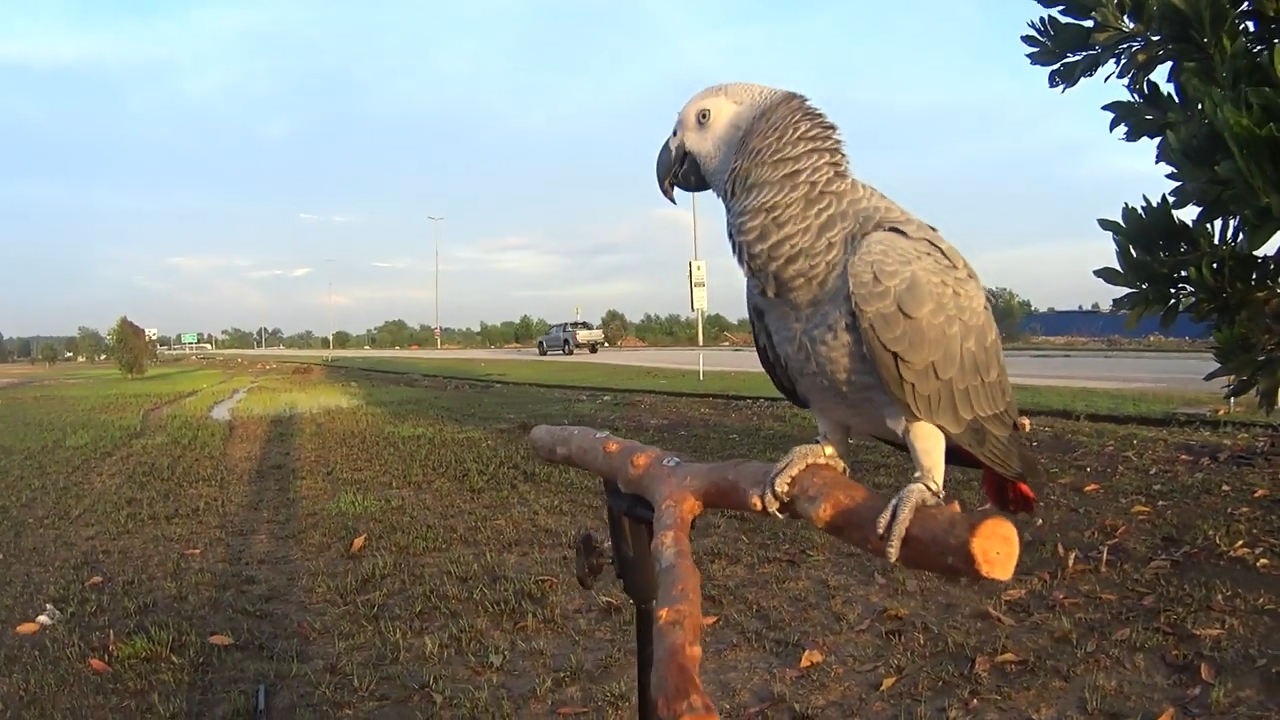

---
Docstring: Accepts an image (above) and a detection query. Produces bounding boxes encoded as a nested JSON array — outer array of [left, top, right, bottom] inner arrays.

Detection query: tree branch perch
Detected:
[[528, 424, 1023, 720]]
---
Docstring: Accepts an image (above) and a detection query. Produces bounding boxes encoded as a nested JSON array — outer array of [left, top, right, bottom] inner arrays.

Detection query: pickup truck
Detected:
[[537, 321, 604, 356]]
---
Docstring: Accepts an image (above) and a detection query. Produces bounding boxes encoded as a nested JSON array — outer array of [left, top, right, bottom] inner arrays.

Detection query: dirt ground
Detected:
[[0, 363, 1276, 719]]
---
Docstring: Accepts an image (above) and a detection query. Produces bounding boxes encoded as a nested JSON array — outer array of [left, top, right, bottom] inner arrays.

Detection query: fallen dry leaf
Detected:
[[1016, 416, 1032, 432], [1130, 505, 1153, 515], [986, 607, 1017, 626], [1001, 588, 1027, 601], [88, 658, 111, 674], [1082, 483, 1102, 493], [878, 675, 897, 692], [852, 618, 872, 632], [349, 534, 368, 554], [555, 708, 589, 716], [182, 548, 201, 556], [882, 607, 908, 621], [1199, 661, 1216, 684], [701, 615, 719, 627], [14, 622, 40, 636], [84, 576, 104, 587], [207, 634, 235, 646], [1155, 707, 1176, 720], [1111, 627, 1132, 641], [1253, 488, 1270, 499], [994, 652, 1023, 664], [799, 648, 825, 669]]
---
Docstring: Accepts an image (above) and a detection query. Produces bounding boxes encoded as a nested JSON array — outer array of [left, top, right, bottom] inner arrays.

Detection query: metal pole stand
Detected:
[[575, 480, 658, 720]]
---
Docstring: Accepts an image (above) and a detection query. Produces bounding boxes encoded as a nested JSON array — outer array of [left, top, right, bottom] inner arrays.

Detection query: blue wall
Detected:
[[1018, 310, 1213, 339]]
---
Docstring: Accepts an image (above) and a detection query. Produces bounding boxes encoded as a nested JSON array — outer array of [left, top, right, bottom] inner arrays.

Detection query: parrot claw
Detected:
[[762, 437, 848, 518], [875, 479, 945, 564]]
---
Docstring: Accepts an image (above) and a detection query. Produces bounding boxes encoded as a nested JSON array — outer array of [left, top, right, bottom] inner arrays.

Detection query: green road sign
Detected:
[[180, 333, 199, 344]]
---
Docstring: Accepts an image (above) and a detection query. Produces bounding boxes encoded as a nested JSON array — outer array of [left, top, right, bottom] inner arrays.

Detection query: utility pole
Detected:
[[325, 233, 336, 360], [692, 193, 704, 348], [428, 216, 444, 350]]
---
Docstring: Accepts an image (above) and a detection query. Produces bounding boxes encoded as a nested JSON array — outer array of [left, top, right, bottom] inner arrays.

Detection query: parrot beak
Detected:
[[656, 135, 709, 204]]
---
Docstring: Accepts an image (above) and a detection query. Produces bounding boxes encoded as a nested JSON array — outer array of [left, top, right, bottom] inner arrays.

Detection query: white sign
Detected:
[[144, 328, 159, 341], [688, 260, 708, 312]]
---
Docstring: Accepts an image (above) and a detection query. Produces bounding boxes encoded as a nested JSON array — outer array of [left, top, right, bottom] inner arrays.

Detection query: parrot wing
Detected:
[[847, 221, 1041, 483]]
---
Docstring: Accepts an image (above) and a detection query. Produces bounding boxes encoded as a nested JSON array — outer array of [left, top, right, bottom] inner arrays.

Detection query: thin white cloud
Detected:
[[299, 212, 358, 223], [289, 267, 312, 277], [165, 255, 252, 271]]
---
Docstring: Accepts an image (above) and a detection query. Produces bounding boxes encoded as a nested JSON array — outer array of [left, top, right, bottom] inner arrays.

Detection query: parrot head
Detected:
[[655, 82, 788, 204]]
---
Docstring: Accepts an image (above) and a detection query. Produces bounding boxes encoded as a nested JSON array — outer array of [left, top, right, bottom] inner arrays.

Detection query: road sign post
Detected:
[[688, 261, 708, 380]]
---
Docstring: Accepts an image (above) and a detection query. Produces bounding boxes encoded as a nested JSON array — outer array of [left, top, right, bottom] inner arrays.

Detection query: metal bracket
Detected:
[[571, 452, 701, 720], [571, 480, 658, 720]]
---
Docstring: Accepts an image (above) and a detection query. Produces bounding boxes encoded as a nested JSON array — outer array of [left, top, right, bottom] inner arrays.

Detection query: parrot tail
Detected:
[[981, 443, 1042, 514], [981, 467, 1038, 514]]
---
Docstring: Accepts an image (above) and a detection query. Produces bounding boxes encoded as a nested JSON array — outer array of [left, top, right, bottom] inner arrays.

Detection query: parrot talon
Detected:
[[875, 480, 945, 564], [762, 437, 848, 518]]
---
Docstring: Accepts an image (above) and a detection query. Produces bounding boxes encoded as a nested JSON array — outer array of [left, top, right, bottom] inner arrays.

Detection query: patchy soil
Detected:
[[0, 365, 1276, 719]]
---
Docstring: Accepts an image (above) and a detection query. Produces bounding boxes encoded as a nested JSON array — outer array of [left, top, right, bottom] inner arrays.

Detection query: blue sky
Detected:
[[2, 0, 1177, 337]]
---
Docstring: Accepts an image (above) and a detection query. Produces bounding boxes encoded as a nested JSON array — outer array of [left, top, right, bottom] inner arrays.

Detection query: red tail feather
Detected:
[[982, 466, 1037, 514]]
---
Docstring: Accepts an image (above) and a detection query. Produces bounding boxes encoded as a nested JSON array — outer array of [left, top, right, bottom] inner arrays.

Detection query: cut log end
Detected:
[[969, 515, 1021, 581]]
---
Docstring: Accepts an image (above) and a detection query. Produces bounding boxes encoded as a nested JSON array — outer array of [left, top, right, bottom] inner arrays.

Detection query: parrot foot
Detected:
[[762, 437, 848, 519], [875, 479, 945, 564]]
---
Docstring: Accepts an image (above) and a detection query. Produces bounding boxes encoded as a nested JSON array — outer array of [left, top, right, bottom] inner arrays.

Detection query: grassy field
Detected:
[[275, 354, 1274, 424], [1, 359, 1277, 718]]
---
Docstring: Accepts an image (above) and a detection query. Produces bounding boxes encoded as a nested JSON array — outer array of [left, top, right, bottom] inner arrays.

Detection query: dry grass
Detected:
[[0, 360, 1276, 719]]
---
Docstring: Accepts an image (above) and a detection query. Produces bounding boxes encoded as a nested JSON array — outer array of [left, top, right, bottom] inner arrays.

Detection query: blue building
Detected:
[[1018, 309, 1213, 340]]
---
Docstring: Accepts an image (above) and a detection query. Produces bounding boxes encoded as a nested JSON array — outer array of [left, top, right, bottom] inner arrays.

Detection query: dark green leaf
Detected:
[[1092, 265, 1133, 288]]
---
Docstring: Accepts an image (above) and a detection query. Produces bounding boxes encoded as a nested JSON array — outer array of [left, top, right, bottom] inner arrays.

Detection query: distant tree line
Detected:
[[3, 288, 1051, 360], [0, 319, 153, 377]]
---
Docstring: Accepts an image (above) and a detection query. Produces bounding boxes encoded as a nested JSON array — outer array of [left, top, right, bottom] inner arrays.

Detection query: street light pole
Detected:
[[325, 234, 336, 360], [428, 216, 444, 350]]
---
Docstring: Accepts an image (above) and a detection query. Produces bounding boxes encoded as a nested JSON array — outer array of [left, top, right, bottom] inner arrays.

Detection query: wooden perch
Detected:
[[528, 424, 1022, 720]]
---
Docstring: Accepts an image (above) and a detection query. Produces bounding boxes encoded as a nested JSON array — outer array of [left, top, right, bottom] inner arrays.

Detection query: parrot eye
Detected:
[[696, 108, 712, 125]]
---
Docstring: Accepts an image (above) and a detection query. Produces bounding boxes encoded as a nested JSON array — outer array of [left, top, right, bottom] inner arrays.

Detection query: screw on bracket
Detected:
[[574, 531, 612, 590]]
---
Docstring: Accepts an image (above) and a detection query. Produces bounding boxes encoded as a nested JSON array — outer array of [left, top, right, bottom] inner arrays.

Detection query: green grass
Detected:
[[1, 361, 1276, 717], [278, 354, 1272, 422]]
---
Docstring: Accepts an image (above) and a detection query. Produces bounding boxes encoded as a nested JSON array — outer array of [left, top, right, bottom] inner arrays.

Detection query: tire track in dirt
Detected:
[[186, 411, 316, 717]]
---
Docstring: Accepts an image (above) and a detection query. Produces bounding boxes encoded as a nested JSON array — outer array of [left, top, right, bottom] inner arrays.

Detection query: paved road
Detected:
[[202, 346, 1220, 392]]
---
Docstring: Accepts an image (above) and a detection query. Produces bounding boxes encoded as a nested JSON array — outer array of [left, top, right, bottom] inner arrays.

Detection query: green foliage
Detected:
[[107, 315, 154, 378], [1024, 0, 1280, 412], [77, 326, 105, 363], [38, 342, 59, 366], [0, 332, 9, 363], [15, 337, 32, 360], [986, 286, 1037, 340]]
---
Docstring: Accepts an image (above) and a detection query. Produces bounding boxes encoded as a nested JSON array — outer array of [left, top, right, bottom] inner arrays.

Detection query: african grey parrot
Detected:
[[653, 83, 1044, 563]]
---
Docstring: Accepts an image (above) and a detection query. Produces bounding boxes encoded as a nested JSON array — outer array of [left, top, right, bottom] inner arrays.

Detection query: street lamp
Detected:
[[428, 216, 444, 350]]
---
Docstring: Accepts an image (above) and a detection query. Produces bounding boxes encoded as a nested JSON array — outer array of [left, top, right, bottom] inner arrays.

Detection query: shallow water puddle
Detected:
[[210, 386, 251, 421]]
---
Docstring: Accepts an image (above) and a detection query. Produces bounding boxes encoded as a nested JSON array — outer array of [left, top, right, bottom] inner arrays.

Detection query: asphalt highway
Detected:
[[202, 346, 1220, 392]]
